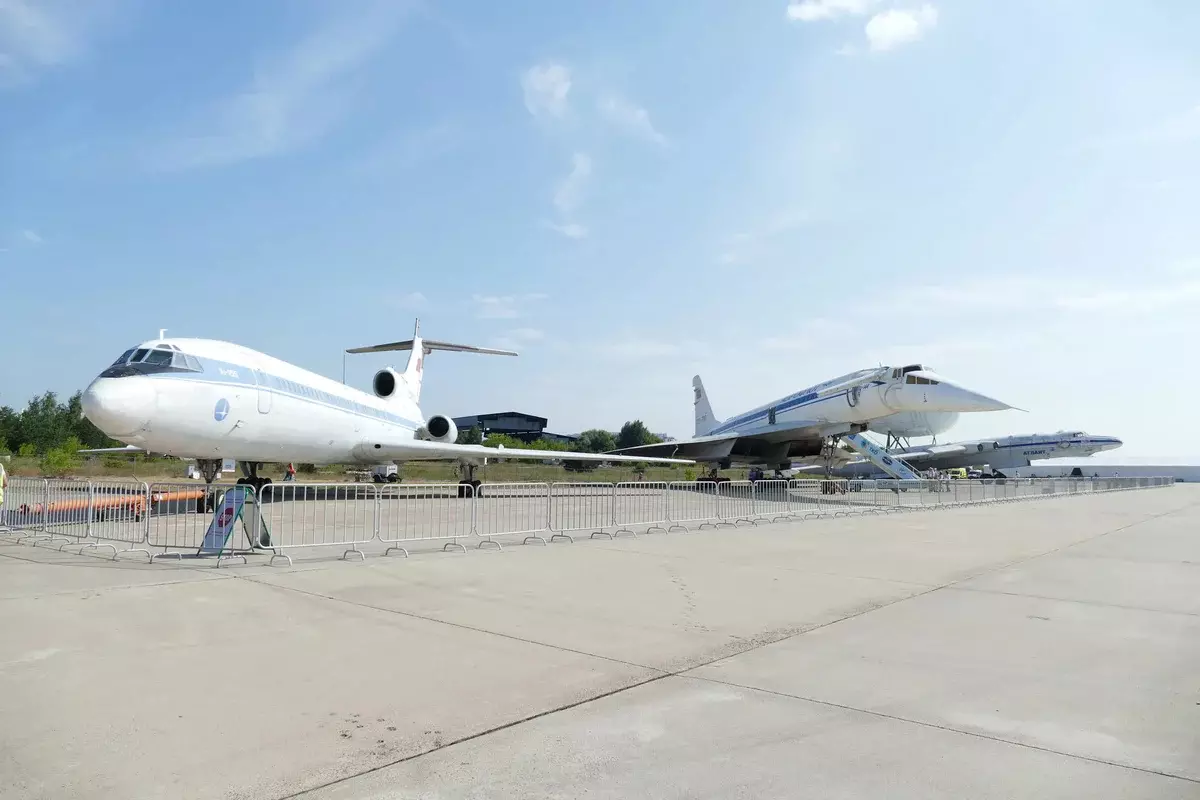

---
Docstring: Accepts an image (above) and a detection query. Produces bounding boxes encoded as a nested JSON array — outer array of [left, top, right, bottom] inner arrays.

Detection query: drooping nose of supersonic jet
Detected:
[[895, 370, 1013, 414], [81, 377, 157, 439]]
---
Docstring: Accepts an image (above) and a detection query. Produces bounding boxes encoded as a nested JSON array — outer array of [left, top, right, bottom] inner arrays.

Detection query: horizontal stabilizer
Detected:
[[346, 339, 517, 356]]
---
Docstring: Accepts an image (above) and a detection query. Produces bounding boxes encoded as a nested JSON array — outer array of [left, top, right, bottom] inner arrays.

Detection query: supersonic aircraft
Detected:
[[809, 430, 1124, 478], [80, 322, 690, 492], [608, 367, 1013, 471]]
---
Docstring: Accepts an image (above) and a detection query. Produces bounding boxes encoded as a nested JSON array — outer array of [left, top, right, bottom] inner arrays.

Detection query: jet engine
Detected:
[[373, 368, 401, 399], [420, 414, 458, 443]]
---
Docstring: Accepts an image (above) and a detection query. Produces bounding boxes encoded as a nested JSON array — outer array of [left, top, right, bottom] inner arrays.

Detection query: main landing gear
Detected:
[[458, 463, 483, 497], [236, 462, 273, 496]]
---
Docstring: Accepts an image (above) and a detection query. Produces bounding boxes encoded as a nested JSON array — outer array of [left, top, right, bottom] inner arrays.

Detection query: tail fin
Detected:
[[345, 318, 518, 405], [403, 323, 426, 402], [693, 375, 719, 435]]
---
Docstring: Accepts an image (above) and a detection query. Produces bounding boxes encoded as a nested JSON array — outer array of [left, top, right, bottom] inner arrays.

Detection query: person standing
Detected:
[[0, 459, 7, 527], [284, 463, 297, 482]]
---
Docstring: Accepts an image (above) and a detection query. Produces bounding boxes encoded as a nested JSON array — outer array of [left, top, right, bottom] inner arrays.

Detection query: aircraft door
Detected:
[[254, 370, 272, 414]]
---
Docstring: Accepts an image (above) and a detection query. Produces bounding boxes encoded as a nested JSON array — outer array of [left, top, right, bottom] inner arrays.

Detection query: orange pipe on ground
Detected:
[[151, 489, 206, 503], [20, 495, 147, 515]]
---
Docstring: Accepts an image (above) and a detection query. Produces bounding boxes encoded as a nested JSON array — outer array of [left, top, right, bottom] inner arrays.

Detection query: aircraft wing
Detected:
[[889, 444, 968, 462], [375, 438, 693, 465], [77, 445, 147, 455], [606, 433, 741, 461]]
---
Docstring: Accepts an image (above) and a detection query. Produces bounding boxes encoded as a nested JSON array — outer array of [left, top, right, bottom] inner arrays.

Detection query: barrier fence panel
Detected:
[[666, 482, 722, 531], [3, 477, 47, 537], [147, 482, 234, 556], [377, 482, 476, 554], [716, 481, 756, 526], [788, 480, 828, 519], [474, 482, 552, 546], [550, 482, 615, 540], [260, 482, 378, 564], [85, 479, 152, 560], [752, 480, 792, 522], [33, 480, 91, 547], [830, 480, 870, 516], [613, 482, 669, 536]]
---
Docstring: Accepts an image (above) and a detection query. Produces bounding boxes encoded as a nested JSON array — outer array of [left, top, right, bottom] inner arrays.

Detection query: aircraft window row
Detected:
[[905, 375, 939, 385], [271, 378, 396, 422]]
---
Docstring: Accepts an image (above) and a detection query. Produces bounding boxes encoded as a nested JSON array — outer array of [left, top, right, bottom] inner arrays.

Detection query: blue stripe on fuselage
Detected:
[[711, 381, 885, 435], [134, 355, 421, 429]]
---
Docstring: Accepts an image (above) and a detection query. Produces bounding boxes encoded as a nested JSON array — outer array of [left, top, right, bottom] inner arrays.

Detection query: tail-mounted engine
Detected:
[[418, 414, 458, 443], [373, 368, 401, 399]]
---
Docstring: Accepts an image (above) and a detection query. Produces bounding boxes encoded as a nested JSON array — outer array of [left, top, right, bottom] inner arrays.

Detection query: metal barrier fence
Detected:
[[377, 482, 477, 556], [475, 482, 553, 546], [0, 475, 1177, 563]]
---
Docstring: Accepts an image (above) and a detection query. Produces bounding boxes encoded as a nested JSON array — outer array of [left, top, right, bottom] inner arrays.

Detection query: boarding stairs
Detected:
[[841, 433, 922, 480]]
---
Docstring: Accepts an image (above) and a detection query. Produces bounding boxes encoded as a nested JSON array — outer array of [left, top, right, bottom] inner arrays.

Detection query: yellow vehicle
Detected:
[[946, 467, 968, 479]]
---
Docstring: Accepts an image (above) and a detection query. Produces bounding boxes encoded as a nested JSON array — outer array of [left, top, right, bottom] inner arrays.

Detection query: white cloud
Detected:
[[865, 5, 938, 52], [717, 206, 810, 264], [393, 291, 427, 309], [20, 228, 42, 244], [553, 152, 592, 214], [547, 221, 588, 239], [0, 0, 121, 86], [786, 0, 875, 22], [353, 122, 464, 175], [148, 3, 409, 170], [521, 62, 571, 119], [491, 327, 545, 350], [596, 94, 667, 145], [546, 153, 592, 238], [472, 293, 548, 320]]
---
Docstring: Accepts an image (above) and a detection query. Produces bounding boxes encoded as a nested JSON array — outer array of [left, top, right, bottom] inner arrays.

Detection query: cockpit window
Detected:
[[110, 348, 136, 366], [901, 364, 923, 375], [143, 349, 174, 366], [99, 346, 204, 378], [905, 375, 940, 385]]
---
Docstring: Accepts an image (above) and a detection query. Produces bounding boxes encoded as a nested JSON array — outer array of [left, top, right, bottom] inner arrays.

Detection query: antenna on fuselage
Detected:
[[159, 329, 167, 340]]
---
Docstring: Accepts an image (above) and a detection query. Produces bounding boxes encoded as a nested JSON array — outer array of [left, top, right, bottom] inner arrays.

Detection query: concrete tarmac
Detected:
[[1, 486, 1197, 799]]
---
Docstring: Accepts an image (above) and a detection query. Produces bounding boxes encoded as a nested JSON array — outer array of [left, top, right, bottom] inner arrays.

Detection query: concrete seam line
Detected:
[[678, 673, 1200, 786]]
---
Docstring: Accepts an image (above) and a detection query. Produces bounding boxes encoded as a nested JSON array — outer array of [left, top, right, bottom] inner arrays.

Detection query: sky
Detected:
[[2, 0, 1199, 462]]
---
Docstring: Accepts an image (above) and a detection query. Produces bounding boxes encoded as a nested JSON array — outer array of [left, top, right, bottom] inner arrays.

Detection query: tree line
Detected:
[[455, 420, 663, 453]]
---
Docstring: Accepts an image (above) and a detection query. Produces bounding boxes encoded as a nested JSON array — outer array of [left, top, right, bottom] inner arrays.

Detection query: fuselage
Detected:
[[82, 338, 425, 464], [708, 365, 1003, 442], [830, 431, 1123, 477]]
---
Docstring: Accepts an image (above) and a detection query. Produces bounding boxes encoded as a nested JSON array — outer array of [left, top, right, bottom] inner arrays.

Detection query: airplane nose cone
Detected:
[[895, 373, 1013, 414], [82, 378, 156, 437]]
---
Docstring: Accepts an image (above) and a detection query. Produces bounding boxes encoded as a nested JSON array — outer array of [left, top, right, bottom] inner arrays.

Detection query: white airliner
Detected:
[[804, 430, 1124, 478], [80, 322, 690, 491], [608, 366, 1013, 475]]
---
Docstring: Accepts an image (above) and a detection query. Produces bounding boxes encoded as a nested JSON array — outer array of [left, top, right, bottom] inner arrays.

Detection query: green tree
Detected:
[[40, 436, 83, 477], [456, 425, 484, 445], [481, 433, 526, 449], [616, 420, 662, 450], [576, 429, 616, 453], [17, 443, 36, 458]]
